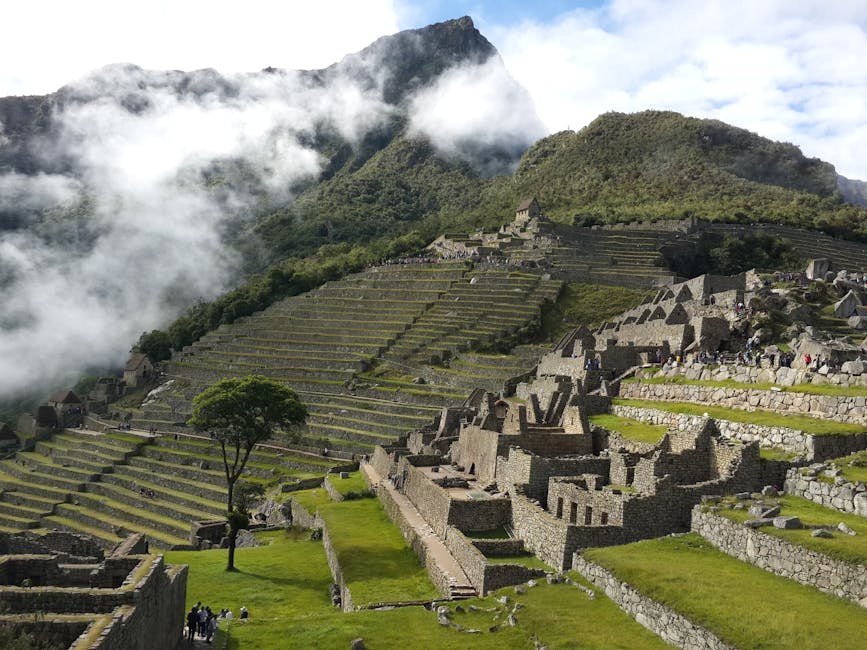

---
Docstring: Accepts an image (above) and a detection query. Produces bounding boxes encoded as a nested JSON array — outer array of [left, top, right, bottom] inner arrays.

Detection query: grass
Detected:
[[589, 413, 667, 443], [626, 374, 867, 398], [485, 554, 551, 571], [165, 528, 667, 649], [584, 533, 867, 649], [326, 471, 370, 496], [714, 494, 867, 565], [538, 282, 645, 341], [291, 486, 438, 604], [830, 450, 867, 483], [612, 398, 867, 436], [759, 447, 801, 462]]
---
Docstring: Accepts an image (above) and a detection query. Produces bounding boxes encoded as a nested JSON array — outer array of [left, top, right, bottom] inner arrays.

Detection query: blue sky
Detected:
[[2, 1, 867, 179]]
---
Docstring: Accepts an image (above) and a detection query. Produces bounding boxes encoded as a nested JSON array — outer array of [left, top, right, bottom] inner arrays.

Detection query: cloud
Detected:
[[408, 56, 546, 174], [486, 0, 867, 178], [0, 1, 400, 96], [0, 61, 398, 398]]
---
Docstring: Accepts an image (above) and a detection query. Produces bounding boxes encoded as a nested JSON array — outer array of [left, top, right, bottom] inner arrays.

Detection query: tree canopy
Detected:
[[188, 374, 307, 570]]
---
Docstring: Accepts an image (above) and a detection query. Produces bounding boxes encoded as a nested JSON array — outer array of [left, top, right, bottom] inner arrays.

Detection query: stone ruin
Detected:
[[0, 531, 187, 649], [375, 335, 761, 580]]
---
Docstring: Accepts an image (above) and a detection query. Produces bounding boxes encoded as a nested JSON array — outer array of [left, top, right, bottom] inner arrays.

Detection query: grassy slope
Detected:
[[292, 486, 437, 604], [166, 529, 667, 650], [584, 533, 867, 649], [589, 413, 667, 443], [627, 374, 867, 397], [715, 495, 867, 565]]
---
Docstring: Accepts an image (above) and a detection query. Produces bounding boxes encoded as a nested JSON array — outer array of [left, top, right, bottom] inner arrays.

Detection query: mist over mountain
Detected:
[[0, 17, 544, 400]]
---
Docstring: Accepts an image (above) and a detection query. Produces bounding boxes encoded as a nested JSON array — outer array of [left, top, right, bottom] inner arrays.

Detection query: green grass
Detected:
[[166, 528, 667, 649], [627, 374, 867, 398], [584, 533, 867, 649], [485, 554, 551, 571], [759, 447, 801, 462], [538, 282, 645, 341], [613, 398, 866, 436], [715, 494, 867, 565], [831, 450, 867, 483], [327, 471, 370, 496], [589, 413, 667, 443], [290, 486, 439, 605]]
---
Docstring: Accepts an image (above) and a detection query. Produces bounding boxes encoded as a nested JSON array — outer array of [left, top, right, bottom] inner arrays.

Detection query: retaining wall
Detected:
[[572, 555, 735, 649], [442, 526, 545, 595], [611, 404, 865, 460], [784, 468, 867, 517], [692, 507, 867, 605], [622, 377, 867, 425]]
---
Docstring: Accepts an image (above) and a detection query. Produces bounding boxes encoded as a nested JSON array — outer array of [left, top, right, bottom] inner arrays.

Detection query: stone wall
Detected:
[[624, 374, 867, 424], [611, 404, 851, 460], [86, 557, 188, 650], [403, 465, 452, 537], [321, 522, 354, 612], [784, 468, 867, 516], [375, 481, 453, 597], [510, 492, 575, 570], [0, 531, 104, 560], [692, 507, 867, 605], [448, 498, 511, 533], [641, 361, 867, 390], [442, 526, 545, 594], [496, 448, 610, 503], [573, 554, 735, 649]]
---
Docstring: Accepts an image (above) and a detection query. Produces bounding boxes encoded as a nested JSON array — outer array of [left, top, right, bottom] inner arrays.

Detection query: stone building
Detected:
[[123, 353, 154, 389], [47, 388, 85, 429], [0, 531, 187, 649], [0, 422, 17, 450]]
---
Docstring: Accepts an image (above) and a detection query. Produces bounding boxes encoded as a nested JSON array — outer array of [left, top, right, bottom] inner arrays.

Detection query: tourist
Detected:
[[204, 608, 217, 644], [186, 607, 197, 642], [239, 606, 248, 620], [198, 605, 209, 637]]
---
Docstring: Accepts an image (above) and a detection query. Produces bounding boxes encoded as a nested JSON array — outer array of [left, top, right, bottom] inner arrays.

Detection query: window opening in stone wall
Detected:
[[584, 506, 592, 525], [556, 497, 563, 518], [569, 501, 578, 524]]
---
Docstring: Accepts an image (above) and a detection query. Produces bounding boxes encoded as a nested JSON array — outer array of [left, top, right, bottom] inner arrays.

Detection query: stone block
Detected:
[[773, 516, 802, 529], [811, 529, 833, 538], [761, 485, 779, 497], [837, 522, 857, 536]]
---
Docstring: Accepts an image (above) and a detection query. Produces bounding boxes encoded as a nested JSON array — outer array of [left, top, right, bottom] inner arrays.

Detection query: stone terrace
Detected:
[[143, 262, 561, 456], [0, 430, 341, 550]]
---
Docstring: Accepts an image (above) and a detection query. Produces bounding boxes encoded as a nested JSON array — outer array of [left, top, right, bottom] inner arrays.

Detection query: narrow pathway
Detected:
[[361, 462, 475, 598]]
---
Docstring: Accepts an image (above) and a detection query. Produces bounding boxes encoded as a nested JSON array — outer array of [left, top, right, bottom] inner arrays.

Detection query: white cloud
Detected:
[[408, 56, 546, 172], [0, 1, 400, 96], [487, 0, 867, 178]]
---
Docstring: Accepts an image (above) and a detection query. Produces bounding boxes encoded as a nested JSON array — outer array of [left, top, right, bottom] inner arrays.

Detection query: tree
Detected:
[[133, 329, 173, 362], [188, 374, 307, 570]]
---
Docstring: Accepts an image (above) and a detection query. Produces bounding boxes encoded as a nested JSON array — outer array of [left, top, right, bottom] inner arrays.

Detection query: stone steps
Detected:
[[114, 461, 227, 502], [0, 468, 74, 501]]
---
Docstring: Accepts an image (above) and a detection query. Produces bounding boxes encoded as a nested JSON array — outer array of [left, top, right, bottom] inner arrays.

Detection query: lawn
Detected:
[[584, 533, 867, 649], [613, 398, 866, 436], [165, 529, 668, 649], [326, 471, 370, 497], [714, 494, 867, 565], [290, 486, 439, 605], [589, 413, 667, 443]]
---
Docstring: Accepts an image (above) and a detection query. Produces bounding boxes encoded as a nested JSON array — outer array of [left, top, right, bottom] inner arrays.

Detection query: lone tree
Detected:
[[189, 374, 307, 570]]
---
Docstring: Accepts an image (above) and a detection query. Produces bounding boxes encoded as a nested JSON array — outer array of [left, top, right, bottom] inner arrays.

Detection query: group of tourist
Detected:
[[185, 602, 248, 644]]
